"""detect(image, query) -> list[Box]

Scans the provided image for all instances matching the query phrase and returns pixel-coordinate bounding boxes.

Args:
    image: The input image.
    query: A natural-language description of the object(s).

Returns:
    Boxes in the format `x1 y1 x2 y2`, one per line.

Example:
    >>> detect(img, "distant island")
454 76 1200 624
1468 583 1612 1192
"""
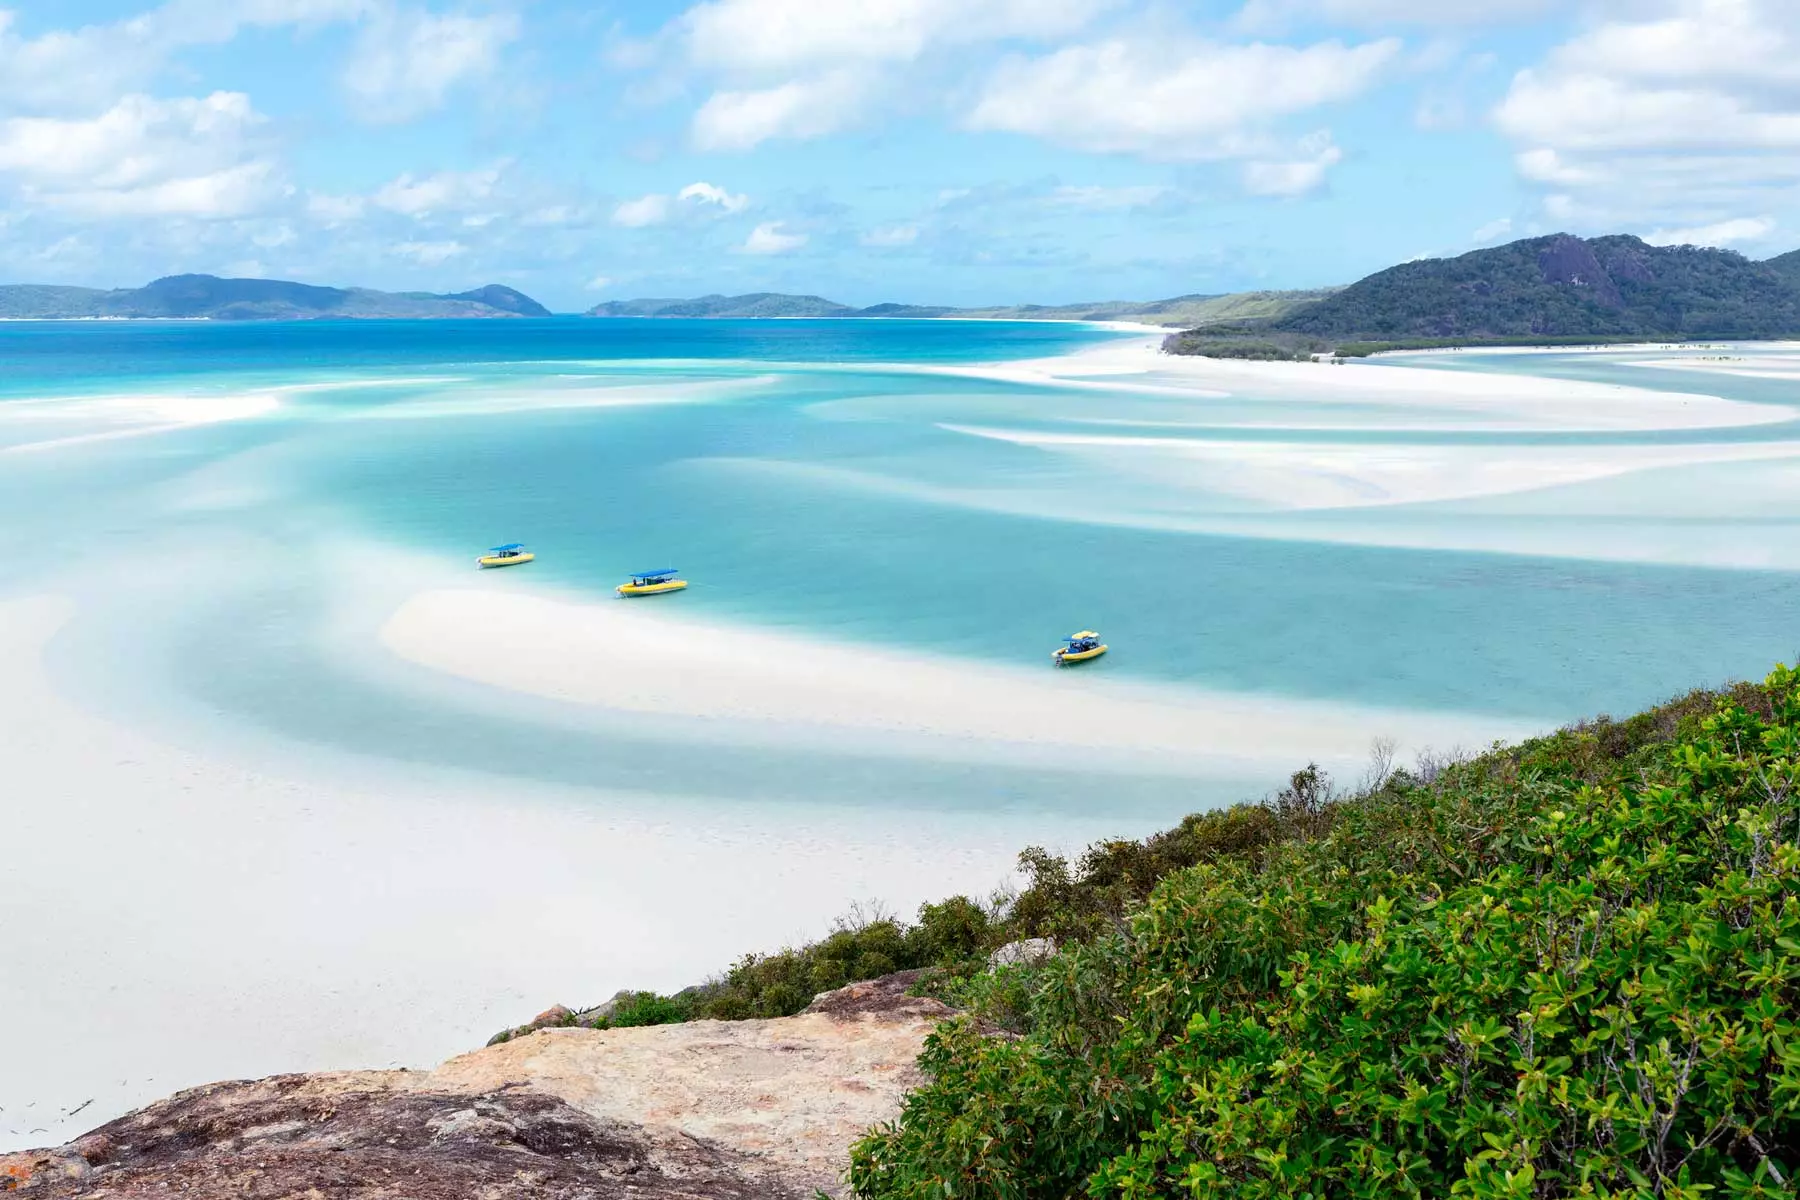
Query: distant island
1167 233 1800 358
584 289 1338 327
12 234 1800 349
0 275 552 321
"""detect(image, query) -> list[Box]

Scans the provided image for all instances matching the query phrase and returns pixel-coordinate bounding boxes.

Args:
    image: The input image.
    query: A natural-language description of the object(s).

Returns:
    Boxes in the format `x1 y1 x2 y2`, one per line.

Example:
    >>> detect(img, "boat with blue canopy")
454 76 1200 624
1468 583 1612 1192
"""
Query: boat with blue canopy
477 542 534 568
617 568 687 596
1053 630 1107 664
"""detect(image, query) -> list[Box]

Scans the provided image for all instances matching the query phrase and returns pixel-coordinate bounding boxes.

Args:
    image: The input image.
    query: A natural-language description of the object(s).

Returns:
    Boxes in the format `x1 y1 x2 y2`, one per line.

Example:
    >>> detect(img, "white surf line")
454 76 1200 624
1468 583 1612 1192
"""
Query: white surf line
380 587 1541 775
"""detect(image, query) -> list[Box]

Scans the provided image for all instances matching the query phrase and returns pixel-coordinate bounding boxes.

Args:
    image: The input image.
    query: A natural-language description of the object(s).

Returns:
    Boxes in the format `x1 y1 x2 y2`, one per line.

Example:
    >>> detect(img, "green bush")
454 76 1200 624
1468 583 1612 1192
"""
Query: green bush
850 669 1800 1200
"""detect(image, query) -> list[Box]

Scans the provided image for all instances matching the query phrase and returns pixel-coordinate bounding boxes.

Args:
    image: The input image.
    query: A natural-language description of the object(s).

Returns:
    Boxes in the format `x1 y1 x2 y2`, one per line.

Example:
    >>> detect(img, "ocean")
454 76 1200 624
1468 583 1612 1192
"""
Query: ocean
5 319 1800 1147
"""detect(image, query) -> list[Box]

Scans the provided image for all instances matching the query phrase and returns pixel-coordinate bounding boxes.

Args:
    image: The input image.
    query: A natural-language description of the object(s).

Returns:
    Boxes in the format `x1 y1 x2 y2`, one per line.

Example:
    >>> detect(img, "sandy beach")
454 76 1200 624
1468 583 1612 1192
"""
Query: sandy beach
8 329 1790 1153
382 586 1533 774
0 594 1137 1150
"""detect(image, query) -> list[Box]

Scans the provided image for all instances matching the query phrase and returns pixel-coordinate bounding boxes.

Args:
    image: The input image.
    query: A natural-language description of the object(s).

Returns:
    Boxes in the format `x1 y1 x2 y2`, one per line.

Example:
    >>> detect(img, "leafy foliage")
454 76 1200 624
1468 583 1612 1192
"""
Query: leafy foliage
849 671 1799 1200
1169 235 1800 357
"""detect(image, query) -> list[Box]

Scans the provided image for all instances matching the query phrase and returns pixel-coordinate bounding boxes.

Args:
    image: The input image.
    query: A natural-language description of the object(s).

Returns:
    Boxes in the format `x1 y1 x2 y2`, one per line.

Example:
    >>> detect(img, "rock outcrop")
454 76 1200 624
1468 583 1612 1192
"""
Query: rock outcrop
1 973 950 1198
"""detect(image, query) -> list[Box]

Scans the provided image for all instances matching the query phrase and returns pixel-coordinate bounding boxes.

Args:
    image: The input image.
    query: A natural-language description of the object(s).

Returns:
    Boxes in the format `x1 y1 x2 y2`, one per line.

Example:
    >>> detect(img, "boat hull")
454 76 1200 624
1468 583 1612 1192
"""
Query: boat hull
477 553 535 568
1053 644 1108 664
617 580 688 596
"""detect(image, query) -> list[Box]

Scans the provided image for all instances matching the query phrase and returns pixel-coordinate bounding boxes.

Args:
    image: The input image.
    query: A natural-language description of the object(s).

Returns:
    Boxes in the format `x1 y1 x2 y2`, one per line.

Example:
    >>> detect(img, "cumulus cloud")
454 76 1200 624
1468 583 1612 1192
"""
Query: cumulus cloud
1494 0 1800 226
372 165 501 217
673 0 1111 149
1645 215 1777 247
585 273 613 290
1241 134 1343 196
968 36 1398 167
690 71 867 151
613 181 750 226
612 193 673 227
679 0 1110 72
1235 0 1554 31
0 91 282 217
741 220 806 254
0 0 369 115
677 180 749 212
343 7 520 123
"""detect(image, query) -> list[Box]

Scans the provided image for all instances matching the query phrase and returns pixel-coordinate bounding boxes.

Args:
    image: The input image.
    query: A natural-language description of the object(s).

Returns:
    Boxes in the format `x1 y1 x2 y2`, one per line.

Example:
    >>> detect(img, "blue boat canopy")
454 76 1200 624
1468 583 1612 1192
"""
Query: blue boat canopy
488 543 526 552
632 568 678 580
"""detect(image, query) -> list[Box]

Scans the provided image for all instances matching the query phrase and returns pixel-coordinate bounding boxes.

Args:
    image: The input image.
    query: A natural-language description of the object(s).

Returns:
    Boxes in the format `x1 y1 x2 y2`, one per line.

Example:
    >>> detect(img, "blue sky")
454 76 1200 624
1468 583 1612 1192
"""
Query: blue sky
0 0 1794 309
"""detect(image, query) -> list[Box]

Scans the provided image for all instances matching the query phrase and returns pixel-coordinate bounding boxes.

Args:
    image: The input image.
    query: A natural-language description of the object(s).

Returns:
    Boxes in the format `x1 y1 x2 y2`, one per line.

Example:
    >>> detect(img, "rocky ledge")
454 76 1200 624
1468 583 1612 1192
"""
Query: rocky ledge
1 973 951 1198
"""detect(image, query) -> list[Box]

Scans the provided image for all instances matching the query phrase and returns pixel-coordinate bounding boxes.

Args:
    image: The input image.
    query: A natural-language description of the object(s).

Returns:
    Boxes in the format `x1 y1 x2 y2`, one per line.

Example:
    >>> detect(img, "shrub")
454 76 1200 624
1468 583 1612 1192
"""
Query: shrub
850 670 1800 1200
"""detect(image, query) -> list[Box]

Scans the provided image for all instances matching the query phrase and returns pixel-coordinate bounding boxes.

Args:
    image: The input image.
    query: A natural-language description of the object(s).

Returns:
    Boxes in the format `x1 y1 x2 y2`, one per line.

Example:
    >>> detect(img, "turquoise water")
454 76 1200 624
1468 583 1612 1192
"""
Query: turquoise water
8 322 1800 815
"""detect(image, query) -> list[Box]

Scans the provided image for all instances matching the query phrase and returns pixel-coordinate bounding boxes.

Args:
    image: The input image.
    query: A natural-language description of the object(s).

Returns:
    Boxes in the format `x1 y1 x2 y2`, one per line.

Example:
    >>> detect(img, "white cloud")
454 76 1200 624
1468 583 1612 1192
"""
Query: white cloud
612 192 673 227
0 91 282 217
343 7 520 123
1048 184 1170 210
741 220 806 254
0 1 369 114
393 238 465 265
1471 216 1513 243
1236 0 1553 31
861 224 919 246
1241 137 1343 196
373 166 501 217
968 37 1399 162
674 0 1112 149
690 71 867 151
1645 215 1777 247
1494 0 1800 225
585 273 613 290
677 180 749 212
679 0 1110 72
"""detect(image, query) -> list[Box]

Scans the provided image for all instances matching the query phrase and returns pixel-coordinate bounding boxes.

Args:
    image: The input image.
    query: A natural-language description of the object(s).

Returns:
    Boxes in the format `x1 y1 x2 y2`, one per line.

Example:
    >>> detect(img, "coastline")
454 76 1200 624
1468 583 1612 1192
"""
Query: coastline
8 321 1795 1154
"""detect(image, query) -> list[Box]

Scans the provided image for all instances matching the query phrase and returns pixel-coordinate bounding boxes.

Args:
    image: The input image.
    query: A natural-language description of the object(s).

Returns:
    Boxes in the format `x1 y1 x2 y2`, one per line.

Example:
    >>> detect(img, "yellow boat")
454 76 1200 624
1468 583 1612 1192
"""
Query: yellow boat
478 543 534 568
1053 630 1107 664
617 568 687 597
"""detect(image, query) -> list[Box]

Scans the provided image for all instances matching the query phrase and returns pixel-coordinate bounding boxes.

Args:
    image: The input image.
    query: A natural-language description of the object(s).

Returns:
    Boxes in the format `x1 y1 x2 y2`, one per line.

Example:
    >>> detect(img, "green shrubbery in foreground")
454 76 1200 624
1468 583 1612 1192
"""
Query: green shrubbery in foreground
847 673 1799 1200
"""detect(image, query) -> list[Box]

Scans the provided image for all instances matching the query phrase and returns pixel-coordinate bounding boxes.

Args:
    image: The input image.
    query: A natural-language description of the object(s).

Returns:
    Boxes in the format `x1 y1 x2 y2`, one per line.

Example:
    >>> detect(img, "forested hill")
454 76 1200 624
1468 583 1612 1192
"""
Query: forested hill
0 275 551 320
1272 233 1800 341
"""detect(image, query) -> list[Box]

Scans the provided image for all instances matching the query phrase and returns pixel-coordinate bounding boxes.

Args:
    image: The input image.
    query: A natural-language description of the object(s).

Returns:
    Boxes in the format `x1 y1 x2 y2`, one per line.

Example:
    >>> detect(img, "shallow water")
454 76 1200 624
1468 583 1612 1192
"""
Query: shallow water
10 324 1800 746
8 321 1800 1148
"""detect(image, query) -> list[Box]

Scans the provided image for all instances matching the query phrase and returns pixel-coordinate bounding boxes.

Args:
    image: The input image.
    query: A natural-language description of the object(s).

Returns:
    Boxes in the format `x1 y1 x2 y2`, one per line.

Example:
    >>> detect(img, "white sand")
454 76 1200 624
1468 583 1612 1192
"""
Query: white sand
380 586 1536 774
920 336 1789 432
0 595 1130 1152
0 390 282 454
941 424 1800 511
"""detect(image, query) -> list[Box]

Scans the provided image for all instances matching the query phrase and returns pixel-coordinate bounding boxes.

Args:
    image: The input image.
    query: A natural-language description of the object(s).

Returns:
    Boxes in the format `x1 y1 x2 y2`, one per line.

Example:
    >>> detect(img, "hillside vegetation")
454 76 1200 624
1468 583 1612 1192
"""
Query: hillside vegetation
848 671 1800 1200
494 670 1799 1200
0 274 550 320
1169 234 1800 357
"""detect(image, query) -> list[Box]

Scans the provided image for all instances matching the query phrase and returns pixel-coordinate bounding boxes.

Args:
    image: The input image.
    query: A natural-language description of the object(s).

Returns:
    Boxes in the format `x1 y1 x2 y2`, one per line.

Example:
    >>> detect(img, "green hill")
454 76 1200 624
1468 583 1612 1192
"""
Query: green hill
0 274 552 320
584 288 1336 327
1275 234 1800 341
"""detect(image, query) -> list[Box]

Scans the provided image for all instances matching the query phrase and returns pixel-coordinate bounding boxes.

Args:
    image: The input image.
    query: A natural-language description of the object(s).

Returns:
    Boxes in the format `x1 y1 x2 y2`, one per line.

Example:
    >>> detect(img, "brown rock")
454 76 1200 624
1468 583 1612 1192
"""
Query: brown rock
1 971 948 1198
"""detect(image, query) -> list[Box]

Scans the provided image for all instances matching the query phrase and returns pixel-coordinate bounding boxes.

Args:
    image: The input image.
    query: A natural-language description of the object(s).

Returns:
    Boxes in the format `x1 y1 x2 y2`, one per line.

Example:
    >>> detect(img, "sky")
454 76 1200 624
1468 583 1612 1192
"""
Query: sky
0 0 1795 310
